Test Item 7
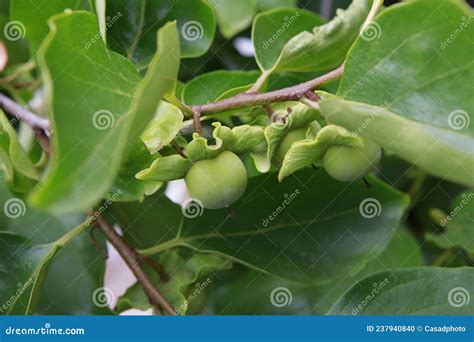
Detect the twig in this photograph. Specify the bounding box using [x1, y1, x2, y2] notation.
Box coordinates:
[190, 65, 344, 115]
[193, 108, 202, 134]
[0, 93, 50, 133]
[33, 128, 51, 155]
[95, 215, 177, 315]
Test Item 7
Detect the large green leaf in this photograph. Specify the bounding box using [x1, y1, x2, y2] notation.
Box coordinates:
[324, 1, 474, 186]
[116, 250, 231, 314]
[0, 179, 108, 315]
[10, 0, 89, 52]
[252, 0, 371, 73]
[427, 191, 474, 254]
[212, 227, 422, 314]
[329, 267, 474, 315]
[111, 170, 409, 284]
[29, 12, 180, 214]
[107, 0, 215, 69]
[0, 232, 59, 315]
[0, 110, 38, 193]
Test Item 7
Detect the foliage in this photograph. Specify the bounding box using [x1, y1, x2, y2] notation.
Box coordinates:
[0, 0, 472, 316]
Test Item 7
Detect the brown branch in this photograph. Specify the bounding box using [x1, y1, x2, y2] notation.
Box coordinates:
[190, 65, 344, 115]
[95, 215, 177, 316]
[0, 93, 50, 133]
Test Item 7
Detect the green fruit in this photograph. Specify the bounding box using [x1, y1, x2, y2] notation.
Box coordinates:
[323, 141, 382, 182]
[185, 151, 247, 209]
[275, 127, 308, 162]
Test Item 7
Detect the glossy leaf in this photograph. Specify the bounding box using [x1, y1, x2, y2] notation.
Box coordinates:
[30, 13, 180, 213]
[107, 0, 215, 69]
[330, 1, 474, 185]
[112, 170, 409, 285]
[11, 0, 89, 52]
[253, 0, 371, 73]
[427, 191, 474, 254]
[252, 8, 325, 71]
[212, 228, 422, 315]
[329, 267, 474, 315]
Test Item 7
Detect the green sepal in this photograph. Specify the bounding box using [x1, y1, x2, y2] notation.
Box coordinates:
[264, 103, 321, 172]
[135, 154, 192, 182]
[279, 125, 364, 181]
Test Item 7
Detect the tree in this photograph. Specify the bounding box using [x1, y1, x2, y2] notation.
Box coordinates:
[0, 0, 472, 315]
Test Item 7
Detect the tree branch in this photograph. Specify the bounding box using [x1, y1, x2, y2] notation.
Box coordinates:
[190, 65, 344, 116]
[0, 93, 50, 133]
[95, 215, 177, 316]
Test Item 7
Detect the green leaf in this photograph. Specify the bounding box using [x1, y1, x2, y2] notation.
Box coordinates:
[11, 0, 89, 52]
[427, 191, 474, 254]
[107, 0, 215, 69]
[253, 0, 371, 73]
[0, 110, 38, 193]
[328, 1, 474, 186]
[30, 13, 180, 214]
[112, 170, 409, 284]
[319, 96, 474, 187]
[256, 0, 297, 11]
[140, 102, 184, 154]
[0, 232, 60, 315]
[208, 0, 257, 38]
[210, 227, 422, 314]
[182, 70, 261, 105]
[329, 267, 474, 315]
[252, 8, 325, 72]
[116, 250, 231, 314]
[279, 124, 364, 181]
[136, 154, 192, 182]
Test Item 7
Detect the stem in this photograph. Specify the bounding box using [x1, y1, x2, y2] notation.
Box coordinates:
[247, 70, 272, 94]
[360, 0, 384, 33]
[0, 93, 50, 132]
[190, 65, 344, 115]
[95, 215, 177, 315]
[55, 222, 90, 247]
